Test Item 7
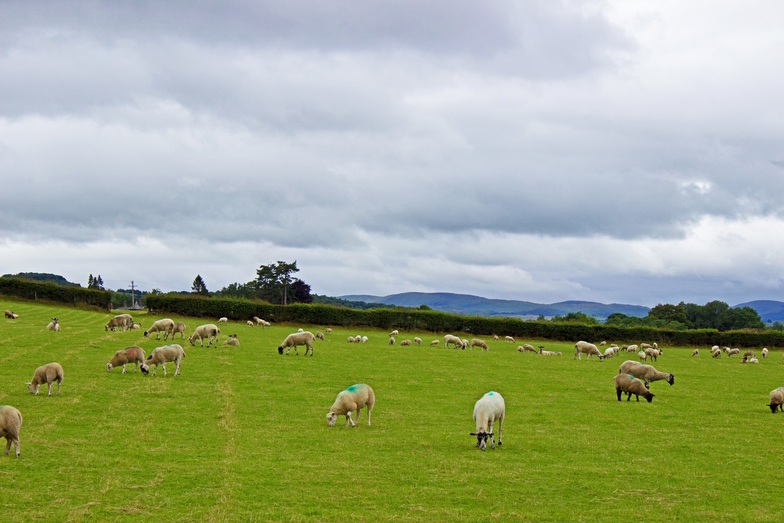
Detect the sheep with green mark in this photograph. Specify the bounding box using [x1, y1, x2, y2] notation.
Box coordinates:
[326, 384, 375, 427]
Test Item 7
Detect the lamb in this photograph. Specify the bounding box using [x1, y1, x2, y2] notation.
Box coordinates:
[618, 360, 675, 387]
[224, 334, 240, 346]
[414, 337, 422, 346]
[692, 348, 699, 357]
[614, 374, 655, 402]
[172, 322, 187, 339]
[105, 313, 133, 332]
[277, 331, 315, 356]
[400, 339, 412, 347]
[0, 405, 23, 458]
[144, 344, 186, 376]
[430, 339, 440, 347]
[46, 317, 60, 331]
[218, 317, 228, 323]
[27, 362, 64, 396]
[144, 318, 175, 340]
[315, 331, 325, 341]
[625, 344, 639, 353]
[644, 348, 661, 361]
[187, 324, 220, 347]
[388, 337, 395, 345]
[361, 336, 368, 343]
[107, 346, 147, 374]
[727, 348, 740, 357]
[326, 384, 375, 427]
[444, 334, 464, 349]
[762, 348, 769, 359]
[574, 341, 604, 361]
[768, 387, 784, 413]
[470, 338, 489, 351]
[471, 391, 505, 451]
[4, 310, 18, 319]
[247, 320, 255, 327]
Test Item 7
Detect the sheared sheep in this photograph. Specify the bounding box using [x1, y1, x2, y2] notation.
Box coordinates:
[172, 322, 186, 339]
[444, 334, 464, 349]
[218, 317, 228, 323]
[471, 391, 505, 451]
[389, 330, 399, 337]
[107, 346, 147, 374]
[618, 360, 674, 388]
[768, 387, 784, 413]
[144, 318, 175, 340]
[400, 339, 412, 347]
[644, 348, 661, 361]
[144, 344, 186, 376]
[470, 338, 489, 351]
[614, 374, 655, 402]
[0, 405, 23, 458]
[188, 324, 220, 346]
[277, 331, 315, 356]
[430, 339, 440, 347]
[626, 344, 639, 353]
[46, 317, 60, 331]
[315, 331, 325, 341]
[105, 314, 133, 331]
[326, 384, 375, 427]
[574, 341, 604, 361]
[504, 336, 515, 343]
[27, 362, 63, 396]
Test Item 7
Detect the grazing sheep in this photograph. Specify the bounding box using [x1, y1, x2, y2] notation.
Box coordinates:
[389, 330, 399, 337]
[742, 350, 754, 360]
[224, 334, 240, 346]
[430, 339, 440, 347]
[471, 391, 505, 451]
[444, 334, 464, 349]
[400, 339, 412, 347]
[247, 320, 255, 327]
[46, 317, 60, 331]
[692, 348, 699, 357]
[727, 348, 741, 357]
[603, 347, 615, 359]
[574, 341, 604, 361]
[504, 336, 515, 343]
[354, 335, 362, 343]
[172, 322, 187, 339]
[470, 338, 489, 351]
[711, 345, 720, 352]
[4, 310, 19, 319]
[347, 336, 355, 343]
[105, 313, 133, 331]
[614, 374, 655, 402]
[388, 336, 396, 345]
[326, 384, 375, 427]
[325, 328, 332, 333]
[644, 348, 661, 361]
[600, 341, 607, 346]
[640, 343, 653, 349]
[187, 324, 220, 347]
[0, 405, 23, 458]
[277, 331, 315, 356]
[144, 318, 175, 340]
[618, 360, 675, 388]
[712, 347, 721, 358]
[361, 336, 368, 343]
[493, 335, 500, 341]
[27, 362, 64, 396]
[414, 337, 422, 346]
[107, 346, 147, 374]
[315, 331, 325, 341]
[218, 317, 228, 323]
[144, 344, 186, 376]
[768, 387, 784, 413]
[626, 344, 639, 354]
[749, 356, 759, 364]
[762, 348, 769, 359]
[517, 344, 537, 353]
[638, 351, 648, 361]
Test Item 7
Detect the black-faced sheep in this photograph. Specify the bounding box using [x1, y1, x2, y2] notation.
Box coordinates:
[471, 391, 505, 451]
[0, 405, 23, 458]
[105, 313, 133, 332]
[144, 318, 175, 340]
[618, 360, 674, 388]
[187, 323, 219, 346]
[614, 374, 655, 403]
[768, 388, 784, 413]
[326, 384, 375, 427]
[144, 344, 186, 376]
[4, 310, 18, 319]
[46, 317, 60, 331]
[413, 337, 422, 346]
[277, 331, 315, 356]
[107, 346, 148, 374]
[27, 362, 64, 396]
[574, 341, 604, 361]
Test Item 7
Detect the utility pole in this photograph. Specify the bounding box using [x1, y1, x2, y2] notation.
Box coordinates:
[130, 281, 137, 308]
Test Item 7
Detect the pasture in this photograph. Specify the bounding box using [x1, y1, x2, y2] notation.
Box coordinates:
[1, 299, 783, 522]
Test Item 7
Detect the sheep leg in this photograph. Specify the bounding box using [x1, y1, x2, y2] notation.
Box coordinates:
[616, 388, 622, 401]
[497, 417, 503, 446]
[121, 363, 127, 374]
[366, 405, 372, 426]
[174, 360, 180, 376]
[4, 439, 10, 455]
[56, 380, 61, 396]
[47, 382, 53, 396]
[162, 363, 167, 377]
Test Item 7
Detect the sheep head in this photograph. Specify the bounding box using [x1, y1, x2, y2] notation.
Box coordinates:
[140, 364, 149, 376]
[326, 412, 338, 426]
[277, 346, 284, 355]
[470, 431, 493, 451]
[667, 374, 675, 386]
[106, 363, 113, 372]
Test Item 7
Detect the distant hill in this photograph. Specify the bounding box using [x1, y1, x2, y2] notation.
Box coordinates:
[1, 272, 80, 286]
[339, 292, 650, 321]
[734, 300, 784, 323]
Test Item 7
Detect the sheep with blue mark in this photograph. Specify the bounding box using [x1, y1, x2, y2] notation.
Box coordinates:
[471, 391, 505, 450]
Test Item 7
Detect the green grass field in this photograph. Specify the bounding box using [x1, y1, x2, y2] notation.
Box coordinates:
[1, 298, 783, 522]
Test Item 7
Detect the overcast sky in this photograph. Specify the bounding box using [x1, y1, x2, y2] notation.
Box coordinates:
[2, 0, 783, 307]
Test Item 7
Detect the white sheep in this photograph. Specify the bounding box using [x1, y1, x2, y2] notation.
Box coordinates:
[413, 337, 422, 346]
[603, 347, 615, 359]
[315, 331, 325, 341]
[504, 336, 515, 343]
[389, 329, 399, 337]
[539, 349, 562, 356]
[277, 331, 315, 356]
[326, 384, 375, 427]
[347, 336, 355, 343]
[361, 336, 368, 343]
[105, 313, 133, 332]
[574, 341, 604, 361]
[46, 317, 60, 331]
[388, 336, 396, 345]
[144, 344, 186, 376]
[325, 327, 332, 333]
[711, 347, 721, 358]
[429, 339, 440, 347]
[400, 339, 412, 346]
[638, 351, 647, 361]
[470, 338, 489, 351]
[218, 317, 228, 323]
[0, 405, 23, 458]
[727, 348, 740, 357]
[768, 387, 784, 413]
[625, 344, 639, 353]
[444, 334, 464, 349]
[27, 362, 63, 396]
[762, 348, 769, 359]
[618, 360, 674, 388]
[144, 318, 175, 340]
[224, 334, 240, 346]
[644, 347, 661, 361]
[187, 324, 220, 346]
[692, 348, 699, 357]
[247, 320, 255, 327]
[518, 344, 537, 353]
[471, 391, 505, 451]
[354, 335, 362, 343]
[172, 322, 187, 339]
[107, 346, 147, 374]
[614, 374, 655, 402]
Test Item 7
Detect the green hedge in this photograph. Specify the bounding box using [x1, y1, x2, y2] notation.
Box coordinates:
[145, 293, 784, 347]
[0, 277, 111, 309]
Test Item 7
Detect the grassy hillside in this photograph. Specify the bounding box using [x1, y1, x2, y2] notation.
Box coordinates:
[0, 299, 782, 522]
